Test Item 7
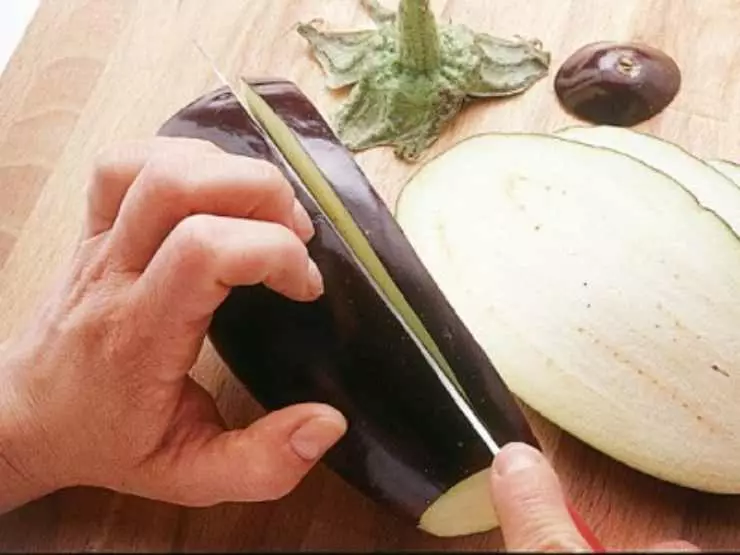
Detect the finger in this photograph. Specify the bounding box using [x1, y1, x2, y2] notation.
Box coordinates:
[160, 403, 347, 506]
[490, 442, 592, 552]
[107, 146, 313, 271]
[135, 214, 324, 329]
[84, 137, 222, 238]
[648, 540, 700, 552]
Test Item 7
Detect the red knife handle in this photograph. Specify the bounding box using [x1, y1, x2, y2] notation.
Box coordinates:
[567, 502, 605, 552]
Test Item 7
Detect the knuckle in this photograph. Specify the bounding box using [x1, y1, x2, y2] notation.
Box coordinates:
[135, 141, 228, 205]
[152, 136, 221, 155]
[261, 481, 296, 502]
[155, 485, 214, 509]
[90, 152, 114, 188]
[267, 224, 308, 263]
[88, 146, 129, 200]
[138, 154, 190, 205]
[157, 137, 224, 163]
[87, 138, 222, 210]
[185, 496, 220, 509]
[91, 142, 130, 175]
[248, 160, 294, 202]
[529, 528, 589, 552]
[170, 136, 222, 154]
[248, 158, 288, 184]
[172, 214, 217, 264]
[244, 466, 299, 502]
[90, 139, 150, 179]
[229, 436, 304, 502]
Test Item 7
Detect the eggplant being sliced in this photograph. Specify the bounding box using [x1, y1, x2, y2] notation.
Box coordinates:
[158, 83, 536, 537]
[395, 133, 740, 494]
[709, 159, 740, 188]
[556, 126, 740, 234]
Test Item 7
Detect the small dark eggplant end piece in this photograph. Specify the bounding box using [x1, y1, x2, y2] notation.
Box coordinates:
[554, 41, 681, 127]
[157, 81, 536, 537]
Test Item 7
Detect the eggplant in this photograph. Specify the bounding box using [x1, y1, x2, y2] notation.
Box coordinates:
[554, 41, 681, 127]
[157, 81, 536, 537]
[708, 159, 740, 188]
[556, 126, 740, 235]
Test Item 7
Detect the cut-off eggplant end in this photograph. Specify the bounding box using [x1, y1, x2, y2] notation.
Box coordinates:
[418, 468, 499, 538]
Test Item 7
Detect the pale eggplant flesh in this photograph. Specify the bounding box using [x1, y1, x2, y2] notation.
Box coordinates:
[395, 132, 740, 495]
[555, 125, 740, 235]
[157, 81, 536, 535]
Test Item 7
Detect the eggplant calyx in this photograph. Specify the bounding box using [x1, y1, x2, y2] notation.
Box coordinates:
[297, 0, 550, 162]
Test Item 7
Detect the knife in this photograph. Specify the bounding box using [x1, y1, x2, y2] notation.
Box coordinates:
[191, 40, 604, 552]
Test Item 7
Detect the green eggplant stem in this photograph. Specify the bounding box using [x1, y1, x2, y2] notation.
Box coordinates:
[297, 1, 551, 161]
[398, 0, 440, 73]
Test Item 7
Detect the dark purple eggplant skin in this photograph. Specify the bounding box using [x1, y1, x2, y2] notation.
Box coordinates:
[157, 82, 536, 523]
[555, 41, 681, 126]
[251, 79, 536, 448]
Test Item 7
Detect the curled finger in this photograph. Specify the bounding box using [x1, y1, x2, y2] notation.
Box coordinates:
[84, 137, 221, 238]
[107, 148, 312, 271]
[134, 214, 323, 331]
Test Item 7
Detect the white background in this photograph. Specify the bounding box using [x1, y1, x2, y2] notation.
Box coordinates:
[0, 1, 41, 76]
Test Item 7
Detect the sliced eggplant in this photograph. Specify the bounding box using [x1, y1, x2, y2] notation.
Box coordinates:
[554, 42, 681, 127]
[556, 125, 740, 234]
[709, 159, 740, 188]
[158, 83, 536, 537]
[396, 133, 740, 494]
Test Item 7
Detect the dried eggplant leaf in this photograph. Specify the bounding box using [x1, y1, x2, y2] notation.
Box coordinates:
[296, 22, 395, 89]
[469, 35, 552, 97]
[297, 0, 550, 161]
[361, 0, 397, 24]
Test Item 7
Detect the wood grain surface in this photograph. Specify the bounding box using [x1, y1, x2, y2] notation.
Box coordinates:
[0, 0, 739, 551]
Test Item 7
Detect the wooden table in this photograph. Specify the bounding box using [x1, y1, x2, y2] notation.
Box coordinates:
[1, 0, 739, 551]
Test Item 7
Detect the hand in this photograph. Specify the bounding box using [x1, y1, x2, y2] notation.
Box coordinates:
[490, 442, 700, 552]
[0, 137, 347, 514]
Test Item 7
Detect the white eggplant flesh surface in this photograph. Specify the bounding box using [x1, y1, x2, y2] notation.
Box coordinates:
[709, 160, 740, 189]
[556, 126, 740, 235]
[395, 133, 740, 494]
[418, 469, 496, 537]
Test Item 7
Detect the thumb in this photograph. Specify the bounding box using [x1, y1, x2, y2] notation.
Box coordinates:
[167, 403, 348, 506]
[490, 442, 592, 552]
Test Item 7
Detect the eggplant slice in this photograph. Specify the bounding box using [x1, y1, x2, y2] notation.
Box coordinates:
[158, 82, 535, 537]
[708, 159, 740, 189]
[556, 125, 740, 234]
[395, 132, 740, 495]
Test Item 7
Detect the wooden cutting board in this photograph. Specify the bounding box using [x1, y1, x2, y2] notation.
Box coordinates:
[0, 0, 739, 551]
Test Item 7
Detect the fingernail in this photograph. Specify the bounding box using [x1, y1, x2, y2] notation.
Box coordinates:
[306, 259, 324, 298]
[290, 416, 346, 461]
[493, 442, 544, 477]
[292, 200, 315, 242]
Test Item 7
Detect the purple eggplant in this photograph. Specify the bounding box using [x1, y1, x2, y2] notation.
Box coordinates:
[555, 41, 681, 126]
[157, 81, 536, 537]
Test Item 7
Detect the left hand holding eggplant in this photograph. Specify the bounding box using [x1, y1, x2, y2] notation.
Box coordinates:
[0, 137, 347, 514]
